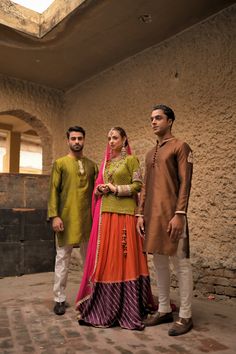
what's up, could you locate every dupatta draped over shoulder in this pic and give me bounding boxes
[75,143,155,330]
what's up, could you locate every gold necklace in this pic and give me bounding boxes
[105,157,125,183]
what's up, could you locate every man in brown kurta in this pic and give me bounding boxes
[137,104,193,336]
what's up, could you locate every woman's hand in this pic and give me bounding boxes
[105,183,117,194]
[96,183,117,195]
[97,184,110,195]
[136,216,145,238]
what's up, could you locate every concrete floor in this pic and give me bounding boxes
[1,266,236,354]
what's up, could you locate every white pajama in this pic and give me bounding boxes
[153,251,193,319]
[53,241,88,302]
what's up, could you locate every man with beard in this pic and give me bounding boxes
[48,126,98,315]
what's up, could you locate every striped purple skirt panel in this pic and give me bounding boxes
[78,276,152,330]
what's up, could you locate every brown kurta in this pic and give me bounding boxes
[137,137,193,256]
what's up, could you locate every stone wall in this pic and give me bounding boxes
[0,173,50,208]
[0,173,54,276]
[64,6,236,298]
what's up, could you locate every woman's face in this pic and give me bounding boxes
[107,129,125,153]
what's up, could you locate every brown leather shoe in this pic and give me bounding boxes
[168,317,193,336]
[144,311,173,327]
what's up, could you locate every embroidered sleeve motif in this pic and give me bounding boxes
[117,185,132,197]
[187,151,193,164]
[132,167,143,183]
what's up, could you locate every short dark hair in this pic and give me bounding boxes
[66,126,85,139]
[152,104,175,122]
[110,127,128,146]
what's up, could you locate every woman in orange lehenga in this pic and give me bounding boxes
[75,127,154,330]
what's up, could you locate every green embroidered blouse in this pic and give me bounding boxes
[101,155,142,215]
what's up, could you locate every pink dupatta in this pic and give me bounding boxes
[75,144,131,307]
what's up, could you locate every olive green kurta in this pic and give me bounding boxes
[48,155,98,247]
[137,138,193,257]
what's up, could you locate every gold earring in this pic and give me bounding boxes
[121,142,126,157]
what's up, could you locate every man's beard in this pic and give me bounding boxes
[70,144,83,152]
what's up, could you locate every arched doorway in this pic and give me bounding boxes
[0,109,52,175]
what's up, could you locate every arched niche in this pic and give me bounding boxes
[0,109,52,175]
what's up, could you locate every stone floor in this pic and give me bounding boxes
[1,264,236,354]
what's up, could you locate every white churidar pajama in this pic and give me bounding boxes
[153,249,193,319]
[53,241,88,302]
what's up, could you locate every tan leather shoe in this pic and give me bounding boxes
[144,311,173,327]
[168,317,193,336]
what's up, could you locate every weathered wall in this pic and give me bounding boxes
[64,6,236,297]
[0,173,49,209]
[0,174,54,277]
[0,75,62,278]
[0,75,64,174]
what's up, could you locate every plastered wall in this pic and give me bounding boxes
[64,6,236,297]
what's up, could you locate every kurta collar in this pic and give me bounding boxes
[157,137,175,147]
[67,154,84,161]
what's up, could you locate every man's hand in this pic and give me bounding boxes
[167,214,185,242]
[52,217,64,233]
[136,216,145,238]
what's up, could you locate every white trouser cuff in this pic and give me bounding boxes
[153,253,193,318]
[53,244,73,302]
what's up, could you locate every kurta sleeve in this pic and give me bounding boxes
[116,156,142,197]
[135,157,147,216]
[47,161,62,218]
[175,143,193,214]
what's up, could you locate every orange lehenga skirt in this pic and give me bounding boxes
[78,212,154,330]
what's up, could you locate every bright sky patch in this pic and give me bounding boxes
[11,0,55,14]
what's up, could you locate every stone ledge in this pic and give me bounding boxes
[0,0,87,38]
